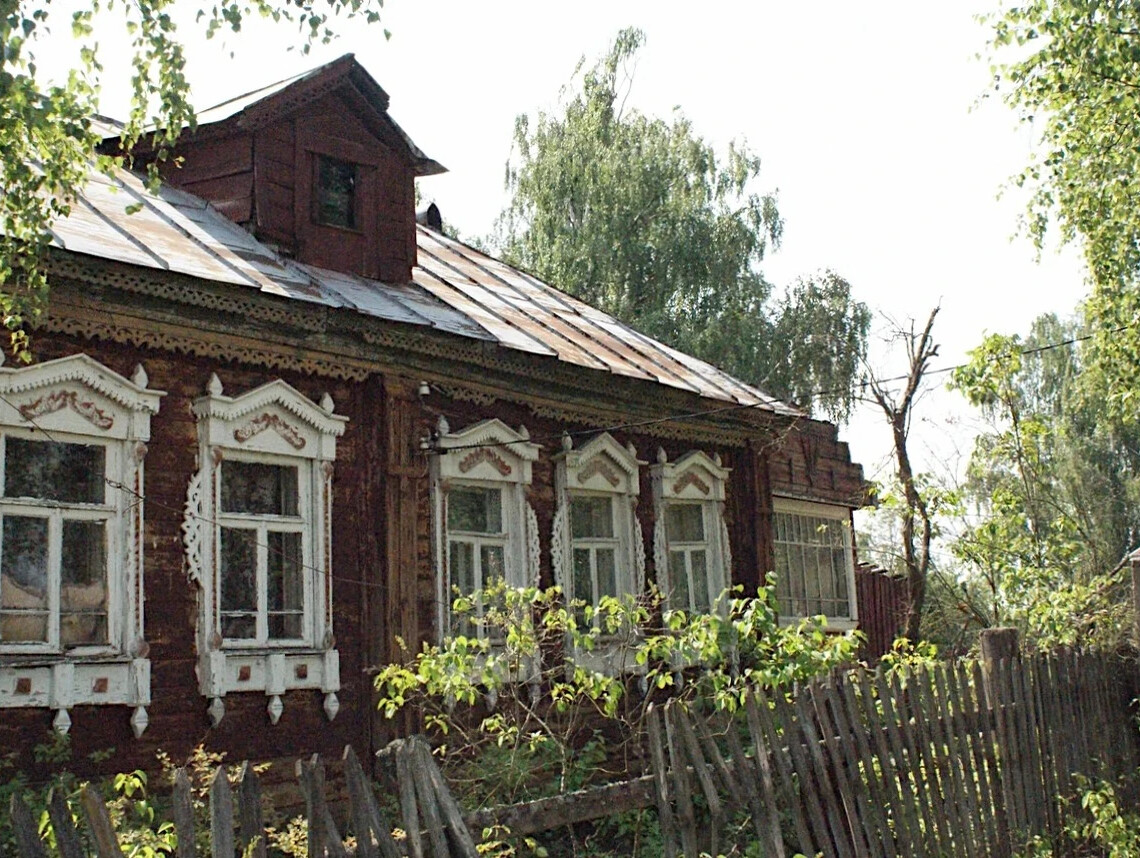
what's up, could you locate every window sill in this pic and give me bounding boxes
[199,647,341,726]
[0,657,151,737]
[778,616,858,633]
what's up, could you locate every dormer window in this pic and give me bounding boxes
[314,155,357,229]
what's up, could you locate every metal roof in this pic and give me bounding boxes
[46,160,798,415]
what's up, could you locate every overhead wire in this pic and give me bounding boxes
[0,317,1120,601]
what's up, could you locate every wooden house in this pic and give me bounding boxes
[0,55,873,775]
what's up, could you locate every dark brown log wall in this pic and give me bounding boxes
[855,565,907,661]
[158,133,254,224]
[0,333,377,780]
[0,334,874,780]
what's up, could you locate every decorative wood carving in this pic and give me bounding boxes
[17,389,114,429]
[233,412,307,449]
[457,447,512,476]
[577,458,621,488]
[672,472,711,496]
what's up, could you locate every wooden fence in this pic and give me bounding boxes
[7,648,1138,857]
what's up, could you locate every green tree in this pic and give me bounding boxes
[987,1,1140,411]
[948,314,1138,649]
[494,28,870,420]
[0,0,385,356]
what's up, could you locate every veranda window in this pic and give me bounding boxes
[773,504,854,622]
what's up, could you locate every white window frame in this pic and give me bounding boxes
[651,449,732,615]
[430,418,540,643]
[0,354,163,738]
[552,433,645,675]
[552,433,645,626]
[184,374,346,727]
[771,497,858,630]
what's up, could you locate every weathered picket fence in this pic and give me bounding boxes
[8,740,478,858]
[7,647,1139,857]
[469,647,1139,857]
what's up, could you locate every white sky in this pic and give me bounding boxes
[35,0,1088,486]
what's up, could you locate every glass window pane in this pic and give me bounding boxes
[448,487,502,534]
[221,462,298,516]
[572,547,592,622]
[0,514,48,642]
[666,504,705,543]
[691,550,709,613]
[5,438,105,504]
[668,550,690,611]
[267,531,303,640]
[448,540,475,636]
[220,527,257,639]
[596,548,617,600]
[481,543,505,587]
[316,156,357,229]
[60,519,108,646]
[571,495,614,539]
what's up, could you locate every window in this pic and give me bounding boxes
[651,449,731,614]
[217,461,305,643]
[0,354,163,738]
[431,418,540,641]
[446,485,506,637]
[553,433,644,632]
[772,499,856,626]
[570,495,620,626]
[314,155,357,229]
[185,374,347,726]
[1,438,110,649]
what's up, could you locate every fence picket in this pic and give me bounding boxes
[46,789,86,858]
[343,745,402,858]
[646,704,679,858]
[80,785,126,858]
[172,768,197,858]
[209,766,234,858]
[237,761,267,858]
[9,794,48,858]
[745,689,813,856]
[720,702,785,858]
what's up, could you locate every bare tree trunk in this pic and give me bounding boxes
[867,308,940,643]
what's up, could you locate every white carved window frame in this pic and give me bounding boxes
[0,354,163,738]
[184,375,347,727]
[651,450,732,615]
[551,433,646,676]
[771,496,858,631]
[430,418,540,643]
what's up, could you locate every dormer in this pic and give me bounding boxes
[113,55,444,283]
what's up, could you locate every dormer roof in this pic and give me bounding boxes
[105,54,445,177]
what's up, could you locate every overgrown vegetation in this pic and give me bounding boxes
[375,580,859,855]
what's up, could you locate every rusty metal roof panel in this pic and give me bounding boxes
[414,228,787,410]
[417,231,613,369]
[44,159,795,412]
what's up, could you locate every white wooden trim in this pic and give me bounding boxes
[186,376,345,725]
[0,354,163,737]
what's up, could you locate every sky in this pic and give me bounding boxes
[36,0,1089,485]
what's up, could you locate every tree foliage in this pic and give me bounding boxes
[495,28,869,420]
[947,314,1138,650]
[987,1,1140,411]
[0,0,385,356]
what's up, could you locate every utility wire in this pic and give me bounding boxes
[426,321,1124,454]
[0,318,1119,598]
